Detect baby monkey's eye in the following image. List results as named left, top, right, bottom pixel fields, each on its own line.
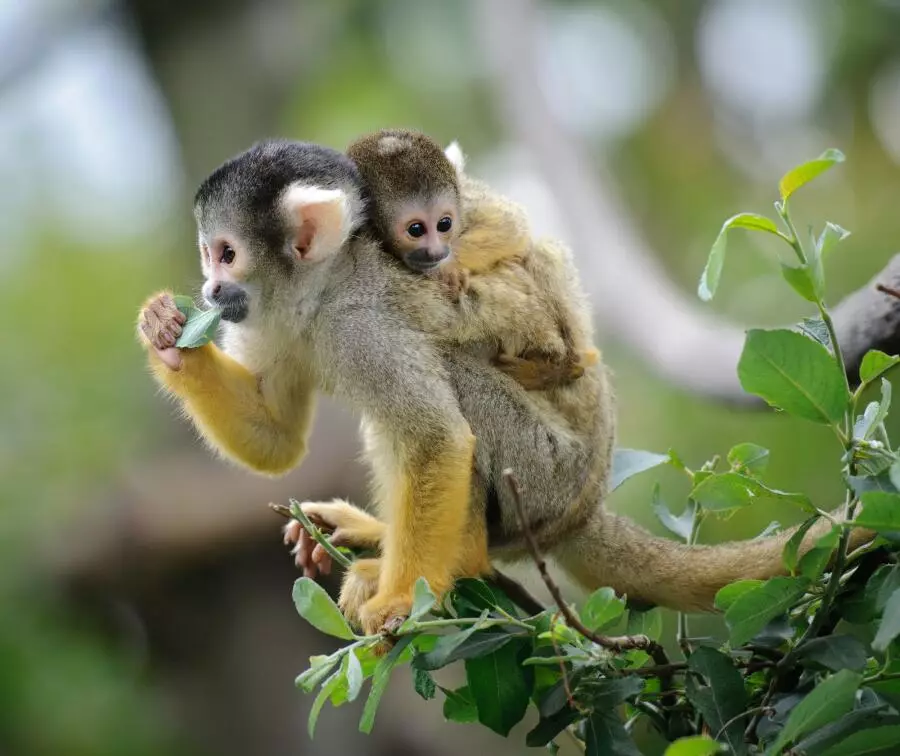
left=437, top=216, right=452, bottom=233
left=407, top=222, right=426, bottom=239
left=221, top=244, right=236, bottom=265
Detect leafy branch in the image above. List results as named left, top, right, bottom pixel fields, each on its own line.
left=283, top=148, right=900, bottom=755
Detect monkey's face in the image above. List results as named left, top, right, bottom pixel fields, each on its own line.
left=197, top=233, right=253, bottom=323
left=388, top=193, right=460, bottom=274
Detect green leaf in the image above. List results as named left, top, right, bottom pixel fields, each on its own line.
left=625, top=607, right=663, bottom=642
left=359, top=635, right=413, bottom=734
left=819, top=725, right=900, bottom=756
left=873, top=587, right=900, bottom=653
left=698, top=213, right=782, bottom=302
left=345, top=648, right=363, bottom=702
left=584, top=709, right=642, bottom=756
left=413, top=668, right=436, bottom=701
left=781, top=263, right=820, bottom=302
left=580, top=587, right=626, bottom=632
left=296, top=652, right=342, bottom=692
left=664, top=737, right=724, bottom=756
left=725, top=576, right=810, bottom=646
left=685, top=647, right=748, bottom=756
left=854, top=491, right=900, bottom=532
left=798, top=317, right=832, bottom=350
left=464, top=639, right=532, bottom=737
left=610, top=449, right=670, bottom=491
left=738, top=328, right=850, bottom=425
left=442, top=685, right=478, bottom=724
left=796, top=635, right=869, bottom=672
left=526, top=708, right=580, bottom=747
left=174, top=305, right=221, bottom=348
left=452, top=577, right=519, bottom=616
left=769, top=669, right=862, bottom=753
left=308, top=668, right=344, bottom=738
left=172, top=294, right=196, bottom=313
left=817, top=221, right=850, bottom=258
left=292, top=578, right=354, bottom=640
left=653, top=485, right=695, bottom=540
left=690, top=471, right=813, bottom=513
left=797, top=525, right=840, bottom=580
left=783, top=516, right=821, bottom=575
left=714, top=580, right=763, bottom=612
left=794, top=693, right=895, bottom=754
left=411, top=612, right=491, bottom=670
left=779, top=148, right=845, bottom=201
left=728, top=442, right=770, bottom=475
left=579, top=677, right=644, bottom=712
left=860, top=350, right=900, bottom=384
left=442, top=630, right=523, bottom=663
left=398, top=577, right=437, bottom=630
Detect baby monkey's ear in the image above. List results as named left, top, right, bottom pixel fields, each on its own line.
left=282, top=185, right=353, bottom=262
left=444, top=141, right=466, bottom=177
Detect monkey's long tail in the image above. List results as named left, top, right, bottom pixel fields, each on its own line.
left=552, top=507, right=874, bottom=612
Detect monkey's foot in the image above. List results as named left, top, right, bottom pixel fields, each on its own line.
left=358, top=591, right=413, bottom=637
left=338, top=558, right=381, bottom=624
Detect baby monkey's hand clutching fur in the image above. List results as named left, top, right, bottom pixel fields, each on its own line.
left=346, top=129, right=597, bottom=391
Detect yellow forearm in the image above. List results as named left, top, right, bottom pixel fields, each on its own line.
left=148, top=343, right=315, bottom=474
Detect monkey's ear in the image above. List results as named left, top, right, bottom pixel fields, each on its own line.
left=444, top=141, right=466, bottom=176
left=282, top=185, right=353, bottom=262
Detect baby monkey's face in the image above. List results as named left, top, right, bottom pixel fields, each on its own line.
left=388, top=191, right=460, bottom=273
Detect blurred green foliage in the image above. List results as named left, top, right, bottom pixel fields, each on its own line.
left=5, top=0, right=900, bottom=753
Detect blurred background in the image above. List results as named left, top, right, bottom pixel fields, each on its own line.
left=3, top=0, right=900, bottom=754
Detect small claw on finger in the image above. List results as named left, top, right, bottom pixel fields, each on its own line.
left=382, top=615, right=407, bottom=635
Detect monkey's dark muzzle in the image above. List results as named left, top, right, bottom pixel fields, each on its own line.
left=405, top=245, right=450, bottom=272
left=209, top=282, right=249, bottom=323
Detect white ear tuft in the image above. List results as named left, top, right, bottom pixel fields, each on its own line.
left=282, top=184, right=352, bottom=262
left=444, top=141, right=466, bottom=175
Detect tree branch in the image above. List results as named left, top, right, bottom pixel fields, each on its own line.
left=502, top=469, right=669, bottom=666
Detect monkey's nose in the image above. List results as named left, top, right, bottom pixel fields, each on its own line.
left=201, top=280, right=222, bottom=307
left=407, top=246, right=450, bottom=270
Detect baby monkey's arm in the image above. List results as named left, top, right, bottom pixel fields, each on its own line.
left=448, top=171, right=600, bottom=389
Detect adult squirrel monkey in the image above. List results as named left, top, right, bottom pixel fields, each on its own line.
left=137, top=139, right=870, bottom=635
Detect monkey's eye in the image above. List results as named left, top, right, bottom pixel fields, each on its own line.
left=437, top=216, right=453, bottom=233
left=221, top=244, right=236, bottom=265
left=407, top=222, right=426, bottom=239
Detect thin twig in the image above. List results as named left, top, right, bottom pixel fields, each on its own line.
left=716, top=706, right=769, bottom=741
left=502, top=470, right=666, bottom=659
left=549, top=610, right=580, bottom=713
left=269, top=500, right=353, bottom=569
left=876, top=283, right=900, bottom=300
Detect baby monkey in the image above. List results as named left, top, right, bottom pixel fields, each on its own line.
left=347, top=129, right=598, bottom=390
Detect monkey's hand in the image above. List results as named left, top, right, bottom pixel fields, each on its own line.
left=494, top=347, right=600, bottom=391
left=137, top=291, right=186, bottom=371
left=435, top=260, right=471, bottom=303
left=283, top=499, right=385, bottom=578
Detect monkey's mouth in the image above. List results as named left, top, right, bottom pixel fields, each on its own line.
left=219, top=298, right=249, bottom=323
